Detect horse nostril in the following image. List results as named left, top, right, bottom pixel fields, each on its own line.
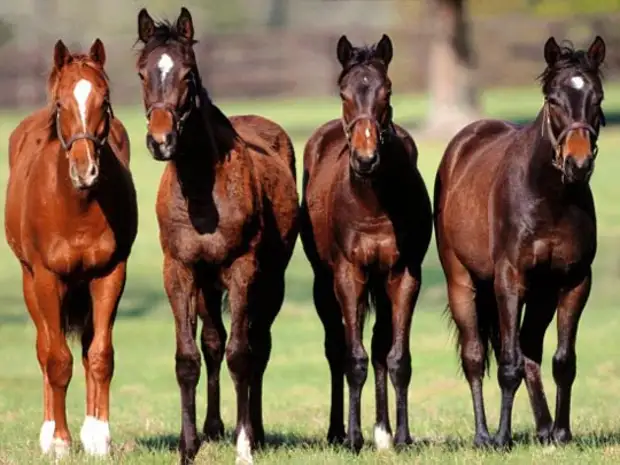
left=165, top=132, right=176, bottom=147
left=88, top=163, right=98, bottom=178
left=69, top=163, right=78, bottom=180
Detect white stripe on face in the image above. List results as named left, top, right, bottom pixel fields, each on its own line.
left=570, top=76, right=585, bottom=90
left=158, top=53, right=174, bottom=83
left=73, top=79, right=92, bottom=130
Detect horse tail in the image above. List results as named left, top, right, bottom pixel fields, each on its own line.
left=62, top=283, right=93, bottom=339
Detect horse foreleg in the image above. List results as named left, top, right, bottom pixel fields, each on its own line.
left=164, top=256, right=201, bottom=463
left=551, top=269, right=591, bottom=445
left=334, top=259, right=368, bottom=453
left=493, top=260, right=526, bottom=449
left=384, top=266, right=420, bottom=448
left=21, top=266, right=55, bottom=453
left=32, top=266, right=72, bottom=457
left=225, top=254, right=256, bottom=465
left=520, top=288, right=557, bottom=444
left=79, top=262, right=126, bottom=456
left=370, top=287, right=392, bottom=450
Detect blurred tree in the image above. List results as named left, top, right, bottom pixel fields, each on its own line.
left=0, top=18, right=13, bottom=48
left=268, top=0, right=288, bottom=29
left=424, top=0, right=480, bottom=137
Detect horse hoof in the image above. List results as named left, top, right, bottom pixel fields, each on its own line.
left=393, top=431, right=413, bottom=448
left=473, top=432, right=493, bottom=449
left=373, top=425, right=393, bottom=450
left=536, top=426, right=553, bottom=445
left=344, top=432, right=364, bottom=453
left=235, top=427, right=253, bottom=465
left=203, top=418, right=225, bottom=441
left=327, top=428, right=346, bottom=446
left=552, top=428, right=573, bottom=445
left=492, top=433, right=514, bottom=451
left=80, top=416, right=111, bottom=456
left=52, top=438, right=71, bottom=459
left=179, top=436, right=200, bottom=464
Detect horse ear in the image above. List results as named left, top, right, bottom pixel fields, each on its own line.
left=588, top=35, right=606, bottom=68
left=89, top=38, right=106, bottom=67
left=53, top=40, right=70, bottom=70
left=544, top=37, right=561, bottom=66
left=138, top=8, right=155, bottom=43
left=375, top=34, right=393, bottom=67
left=337, top=35, right=353, bottom=67
left=176, top=7, right=195, bottom=42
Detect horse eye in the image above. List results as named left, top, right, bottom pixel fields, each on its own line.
left=137, top=72, right=146, bottom=82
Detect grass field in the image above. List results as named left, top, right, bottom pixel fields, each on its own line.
left=2, top=85, right=620, bottom=464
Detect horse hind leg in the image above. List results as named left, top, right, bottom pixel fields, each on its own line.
left=519, top=286, right=558, bottom=444
left=197, top=283, right=226, bottom=441
left=443, top=253, right=493, bottom=448
left=313, top=269, right=346, bottom=445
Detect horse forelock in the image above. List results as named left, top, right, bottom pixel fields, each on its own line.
left=538, top=41, right=604, bottom=95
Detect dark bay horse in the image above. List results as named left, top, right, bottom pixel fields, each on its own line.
left=300, top=34, right=432, bottom=451
left=434, top=36, right=606, bottom=448
left=4, top=39, right=137, bottom=456
left=136, top=8, right=299, bottom=464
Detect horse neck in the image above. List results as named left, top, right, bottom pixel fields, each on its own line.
left=526, top=108, right=573, bottom=199
left=344, top=140, right=404, bottom=217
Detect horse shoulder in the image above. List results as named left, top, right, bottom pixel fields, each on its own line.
left=8, top=108, right=50, bottom=170
left=108, top=117, right=131, bottom=167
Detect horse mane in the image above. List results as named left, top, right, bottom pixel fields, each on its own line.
left=338, top=44, right=387, bottom=83
left=538, top=41, right=604, bottom=94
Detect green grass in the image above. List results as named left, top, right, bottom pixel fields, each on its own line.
left=2, top=85, right=620, bottom=464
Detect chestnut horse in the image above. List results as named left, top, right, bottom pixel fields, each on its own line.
left=300, top=35, right=432, bottom=452
left=4, top=39, right=137, bottom=456
left=434, top=36, right=606, bottom=449
left=135, top=8, right=298, bottom=464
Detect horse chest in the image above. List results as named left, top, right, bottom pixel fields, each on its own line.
left=524, top=217, right=595, bottom=272
left=337, top=223, right=399, bottom=269
left=44, top=226, right=117, bottom=275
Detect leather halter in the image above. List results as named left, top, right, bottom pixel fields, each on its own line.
left=341, top=105, right=395, bottom=148
left=543, top=100, right=599, bottom=171
left=55, top=98, right=113, bottom=152
left=145, top=72, right=202, bottom=132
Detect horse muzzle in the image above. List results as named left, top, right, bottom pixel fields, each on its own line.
left=146, top=131, right=177, bottom=161
left=563, top=154, right=594, bottom=183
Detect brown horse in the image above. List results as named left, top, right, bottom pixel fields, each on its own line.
left=4, top=39, right=137, bottom=456
left=135, top=8, right=299, bottom=464
left=300, top=35, right=432, bottom=452
left=434, top=36, right=606, bottom=449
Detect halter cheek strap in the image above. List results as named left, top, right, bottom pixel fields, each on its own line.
left=56, top=99, right=113, bottom=152
left=543, top=101, right=599, bottom=171
left=146, top=72, right=202, bottom=132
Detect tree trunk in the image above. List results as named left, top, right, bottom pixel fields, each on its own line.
left=423, top=0, right=480, bottom=138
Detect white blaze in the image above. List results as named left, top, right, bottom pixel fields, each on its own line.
left=158, top=53, right=174, bottom=82
left=73, top=79, right=92, bottom=130
left=570, top=76, right=585, bottom=90
left=364, top=127, right=371, bottom=139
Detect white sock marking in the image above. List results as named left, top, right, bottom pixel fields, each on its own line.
left=374, top=425, right=393, bottom=450
left=39, top=421, right=56, bottom=453
left=235, top=427, right=253, bottom=465
left=570, top=76, right=585, bottom=90
left=158, top=53, right=174, bottom=82
left=80, top=415, right=111, bottom=456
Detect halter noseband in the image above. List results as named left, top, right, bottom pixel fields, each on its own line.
left=56, top=98, right=113, bottom=152
left=543, top=100, right=600, bottom=171
left=145, top=71, right=202, bottom=133
left=341, top=105, right=394, bottom=148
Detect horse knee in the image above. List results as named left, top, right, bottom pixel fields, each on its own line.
left=552, top=348, right=576, bottom=385
left=88, top=345, right=114, bottom=383
left=346, top=347, right=368, bottom=386
left=47, top=346, right=73, bottom=388
left=226, top=338, right=250, bottom=378
left=461, top=341, right=486, bottom=380
left=176, top=350, right=201, bottom=387
left=497, top=354, right=524, bottom=392
left=387, top=348, right=412, bottom=386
